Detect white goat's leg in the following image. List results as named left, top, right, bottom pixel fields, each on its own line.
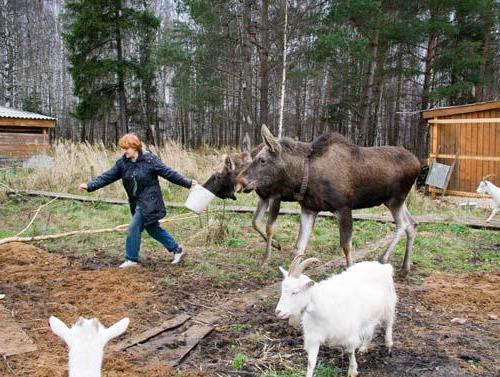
left=263, top=199, right=281, bottom=264
left=379, top=203, right=408, bottom=264
left=293, top=207, right=318, bottom=257
left=385, top=311, right=394, bottom=356
left=402, top=204, right=417, bottom=273
left=486, top=208, right=498, bottom=222
left=304, top=341, right=320, bottom=377
left=348, top=349, right=359, bottom=377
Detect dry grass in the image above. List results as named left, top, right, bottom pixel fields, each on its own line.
left=1, top=140, right=221, bottom=200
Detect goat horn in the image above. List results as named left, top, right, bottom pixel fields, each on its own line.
left=289, top=255, right=305, bottom=277
left=482, top=174, right=496, bottom=181
left=298, top=258, right=321, bottom=274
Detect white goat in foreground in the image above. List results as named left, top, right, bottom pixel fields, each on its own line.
left=49, top=316, right=129, bottom=377
left=476, top=174, right=499, bottom=222
left=275, top=258, right=397, bottom=377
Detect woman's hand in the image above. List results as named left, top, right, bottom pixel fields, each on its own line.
left=78, top=183, right=88, bottom=191
left=191, top=180, right=198, bottom=188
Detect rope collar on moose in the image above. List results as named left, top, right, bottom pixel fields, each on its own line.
left=294, top=158, right=309, bottom=201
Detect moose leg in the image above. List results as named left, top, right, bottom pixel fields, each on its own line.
left=379, top=203, right=408, bottom=264
left=402, top=204, right=417, bottom=273
left=293, top=207, right=318, bottom=257
left=263, top=199, right=281, bottom=264
left=338, top=209, right=353, bottom=267
left=252, top=199, right=282, bottom=250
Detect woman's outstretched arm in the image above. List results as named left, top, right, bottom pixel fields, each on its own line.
left=85, top=162, right=122, bottom=192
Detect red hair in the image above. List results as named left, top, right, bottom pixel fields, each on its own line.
left=118, top=133, right=142, bottom=151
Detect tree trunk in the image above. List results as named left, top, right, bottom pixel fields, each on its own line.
left=278, top=0, right=288, bottom=138
left=242, top=0, right=254, bottom=141
left=115, top=3, right=128, bottom=136
left=259, top=0, right=270, bottom=130
left=359, top=18, right=380, bottom=146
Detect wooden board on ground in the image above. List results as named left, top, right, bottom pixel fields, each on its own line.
left=6, top=189, right=500, bottom=230
left=0, top=304, right=37, bottom=357
left=112, top=313, right=191, bottom=352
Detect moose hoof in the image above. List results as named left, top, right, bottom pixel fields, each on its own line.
left=401, top=265, right=411, bottom=276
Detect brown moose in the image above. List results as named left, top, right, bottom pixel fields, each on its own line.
left=235, top=125, right=421, bottom=273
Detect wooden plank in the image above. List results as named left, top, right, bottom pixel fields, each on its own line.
left=112, top=313, right=190, bottom=352
left=432, top=123, right=438, bottom=160
left=0, top=304, right=37, bottom=356
left=0, top=144, right=48, bottom=153
left=0, top=118, right=56, bottom=128
left=428, top=118, right=500, bottom=124
left=158, top=324, right=214, bottom=367
left=6, top=190, right=500, bottom=229
left=0, top=133, right=47, bottom=144
left=422, top=101, right=500, bottom=119
left=477, top=112, right=485, bottom=188
left=7, top=190, right=129, bottom=204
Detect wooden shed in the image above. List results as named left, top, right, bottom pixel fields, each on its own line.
left=0, top=106, right=56, bottom=161
left=423, top=101, right=500, bottom=197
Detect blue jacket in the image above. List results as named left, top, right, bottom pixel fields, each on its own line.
left=87, top=151, right=192, bottom=225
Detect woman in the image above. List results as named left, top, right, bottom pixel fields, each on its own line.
left=79, top=133, right=197, bottom=268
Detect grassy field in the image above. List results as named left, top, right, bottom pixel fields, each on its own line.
left=0, top=143, right=499, bottom=376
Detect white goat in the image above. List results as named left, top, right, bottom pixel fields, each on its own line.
left=275, top=258, right=397, bottom=377
left=476, top=174, right=499, bottom=222
left=49, top=316, right=129, bottom=377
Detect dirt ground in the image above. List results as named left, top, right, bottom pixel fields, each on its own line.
left=0, top=242, right=499, bottom=376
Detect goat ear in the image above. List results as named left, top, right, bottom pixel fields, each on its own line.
left=49, top=316, right=71, bottom=344
left=304, top=280, right=315, bottom=290
left=279, top=266, right=288, bottom=278
left=241, top=132, right=251, bottom=152
left=103, top=317, right=129, bottom=343
left=225, top=155, right=236, bottom=171
left=292, top=280, right=315, bottom=295
left=261, top=124, right=281, bottom=154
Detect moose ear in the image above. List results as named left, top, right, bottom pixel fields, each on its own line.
left=261, top=124, right=281, bottom=154
left=225, top=155, right=236, bottom=171
left=241, top=151, right=252, bottom=165
left=279, top=266, right=288, bottom=278
left=241, top=132, right=251, bottom=152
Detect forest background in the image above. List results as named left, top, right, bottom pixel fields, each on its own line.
left=1, top=0, right=499, bottom=159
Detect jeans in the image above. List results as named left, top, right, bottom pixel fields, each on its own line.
left=125, top=207, right=180, bottom=262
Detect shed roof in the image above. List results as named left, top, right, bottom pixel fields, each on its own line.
left=0, top=106, right=56, bottom=121
left=422, top=100, right=500, bottom=119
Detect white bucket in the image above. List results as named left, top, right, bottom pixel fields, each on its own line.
left=185, top=185, right=216, bottom=213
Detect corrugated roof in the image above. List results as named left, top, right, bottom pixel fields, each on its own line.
left=0, top=105, right=56, bottom=121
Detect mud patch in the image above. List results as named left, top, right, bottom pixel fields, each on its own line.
left=0, top=243, right=213, bottom=376
left=420, top=272, right=499, bottom=320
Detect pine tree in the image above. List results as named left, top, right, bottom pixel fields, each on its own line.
left=62, top=0, right=160, bottom=140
